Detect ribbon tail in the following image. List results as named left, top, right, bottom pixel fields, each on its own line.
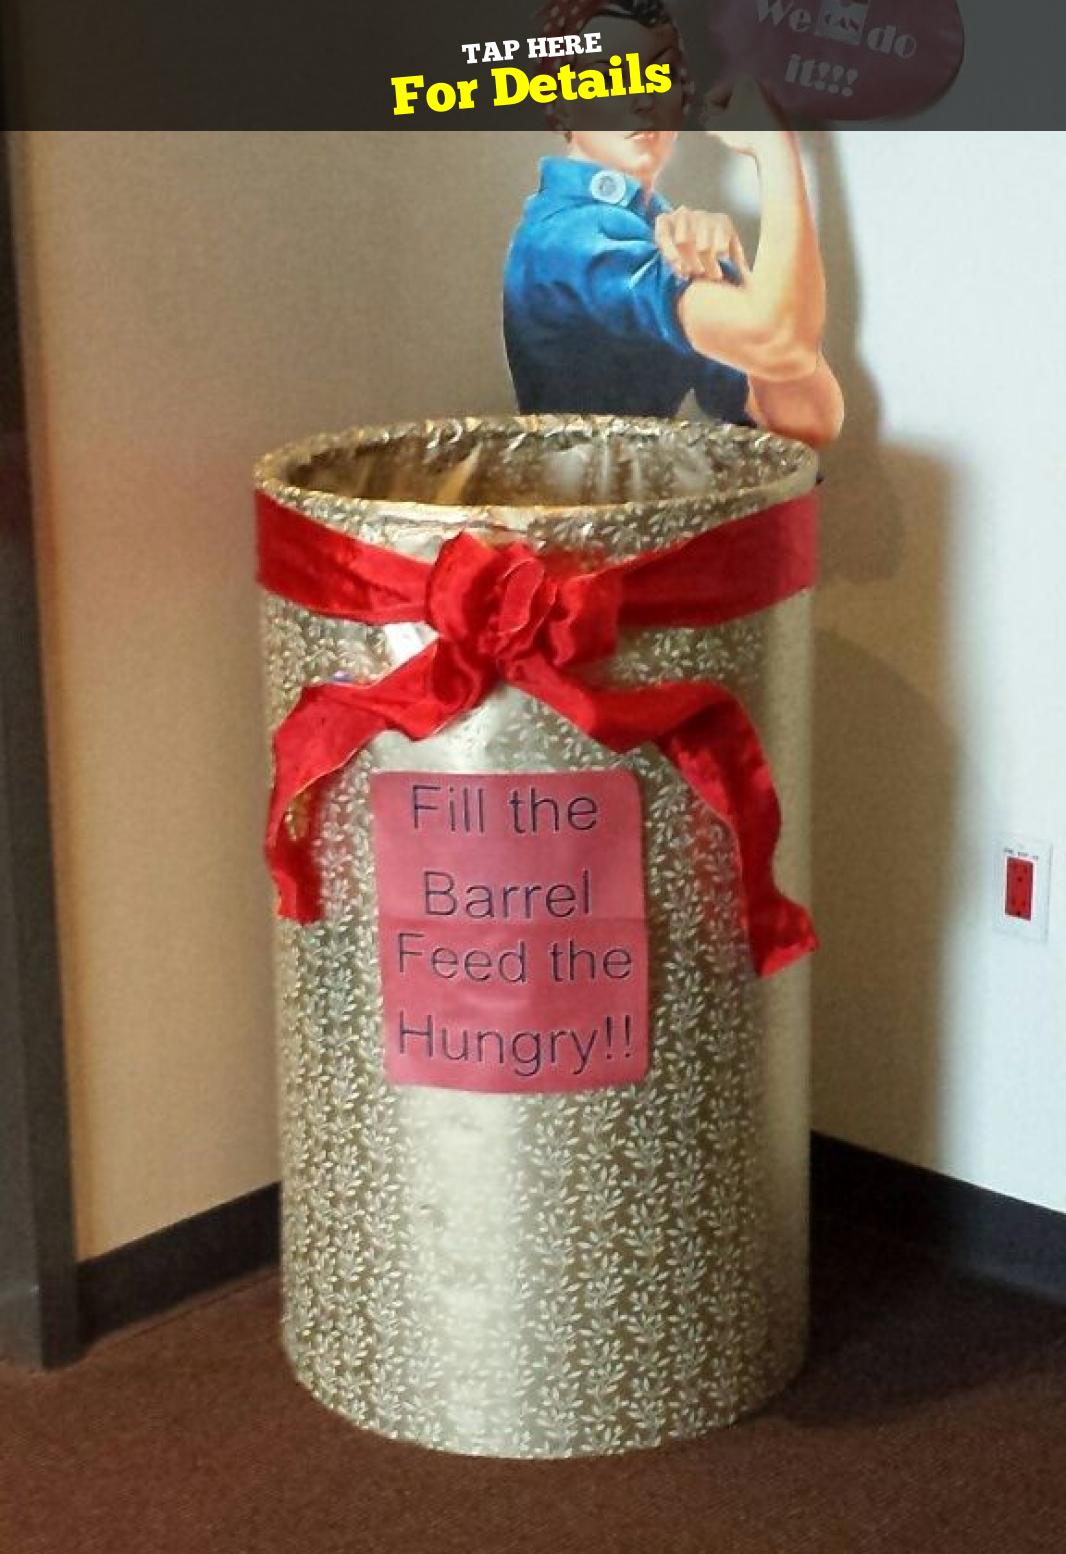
left=266, top=643, right=478, bottom=922
left=659, top=696, right=817, bottom=978
left=511, top=656, right=815, bottom=979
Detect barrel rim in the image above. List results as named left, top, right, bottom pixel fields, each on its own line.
left=253, top=413, right=819, bottom=529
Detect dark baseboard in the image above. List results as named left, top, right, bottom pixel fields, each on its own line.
left=77, top=1184, right=279, bottom=1347
left=70, top=1134, right=1066, bottom=1355
left=811, top=1133, right=1066, bottom=1305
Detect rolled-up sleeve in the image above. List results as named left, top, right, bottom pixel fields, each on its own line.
left=545, top=207, right=692, bottom=350
left=535, top=208, right=750, bottom=410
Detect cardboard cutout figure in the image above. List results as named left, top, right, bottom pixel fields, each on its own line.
left=503, top=1, right=844, bottom=447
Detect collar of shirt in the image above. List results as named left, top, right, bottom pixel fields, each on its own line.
left=534, top=156, right=670, bottom=224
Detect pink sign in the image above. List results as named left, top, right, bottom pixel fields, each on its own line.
left=370, top=770, right=649, bottom=1093
left=709, top=0, right=965, bottom=121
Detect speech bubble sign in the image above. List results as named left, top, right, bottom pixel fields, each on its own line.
left=706, top=0, right=965, bottom=120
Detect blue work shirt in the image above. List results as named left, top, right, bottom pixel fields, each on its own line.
left=503, top=156, right=751, bottom=422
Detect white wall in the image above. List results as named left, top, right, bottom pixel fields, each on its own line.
left=16, top=130, right=1066, bottom=1256
left=810, top=132, right=1066, bottom=1213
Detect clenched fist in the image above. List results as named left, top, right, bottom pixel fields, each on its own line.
left=654, top=207, right=750, bottom=282
left=704, top=76, right=794, bottom=158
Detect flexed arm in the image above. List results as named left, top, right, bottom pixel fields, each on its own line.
left=677, top=131, right=826, bottom=383
left=660, top=129, right=843, bottom=445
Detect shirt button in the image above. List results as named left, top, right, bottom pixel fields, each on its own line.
left=589, top=169, right=628, bottom=205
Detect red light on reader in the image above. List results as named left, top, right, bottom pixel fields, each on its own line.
left=1005, top=856, right=1035, bottom=921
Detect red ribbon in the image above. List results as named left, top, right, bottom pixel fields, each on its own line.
left=257, top=487, right=819, bottom=978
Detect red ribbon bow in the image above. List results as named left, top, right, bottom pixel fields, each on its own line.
left=257, top=487, right=819, bottom=977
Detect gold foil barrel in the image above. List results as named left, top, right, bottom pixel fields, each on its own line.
left=256, top=415, right=818, bottom=1458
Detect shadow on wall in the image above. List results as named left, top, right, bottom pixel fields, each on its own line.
left=808, top=134, right=959, bottom=1170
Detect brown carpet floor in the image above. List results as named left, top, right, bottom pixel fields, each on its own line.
left=3, top=1223, right=1066, bottom=1554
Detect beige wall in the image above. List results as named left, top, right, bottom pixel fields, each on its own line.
left=16, top=131, right=1066, bottom=1259
left=13, top=131, right=549, bottom=1258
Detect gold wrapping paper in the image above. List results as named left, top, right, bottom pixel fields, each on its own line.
left=256, top=415, right=817, bottom=1458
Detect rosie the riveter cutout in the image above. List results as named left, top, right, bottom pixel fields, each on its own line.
left=371, top=771, right=649, bottom=1094
left=502, top=0, right=848, bottom=448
